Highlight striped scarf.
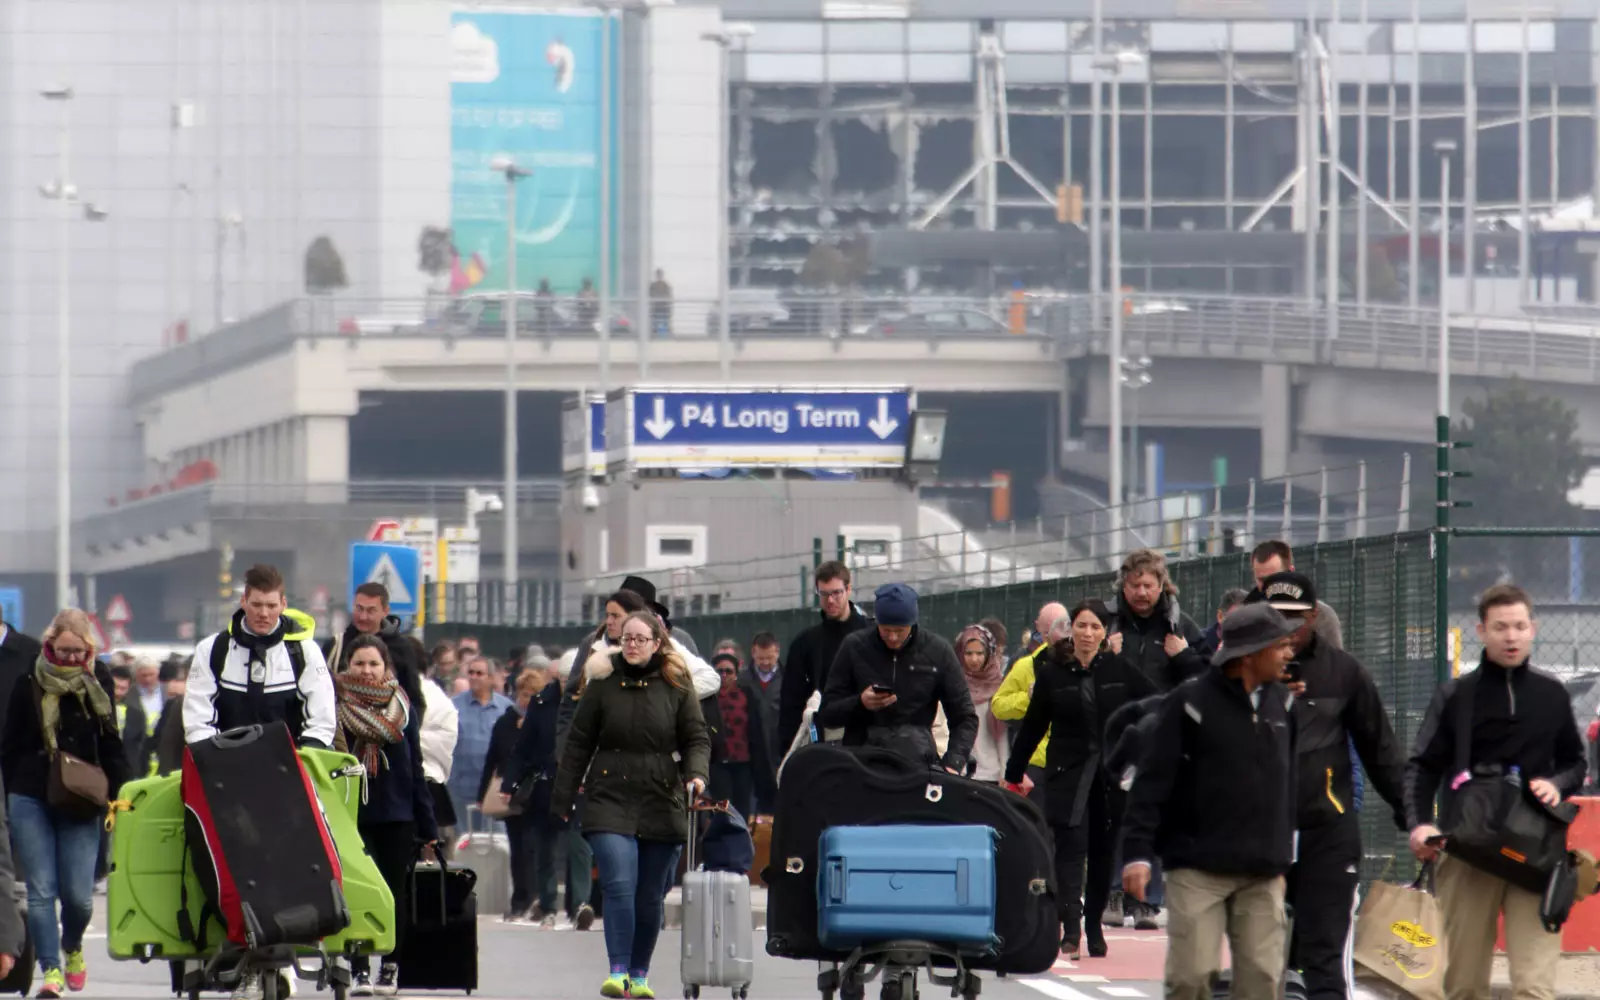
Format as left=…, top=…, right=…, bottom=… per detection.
left=335, top=674, right=407, bottom=775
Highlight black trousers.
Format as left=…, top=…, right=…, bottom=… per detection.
left=1286, top=817, right=1361, bottom=1000
left=709, top=761, right=754, bottom=820
left=506, top=813, right=558, bottom=915
left=358, top=821, right=417, bottom=977
left=1049, top=775, right=1122, bottom=945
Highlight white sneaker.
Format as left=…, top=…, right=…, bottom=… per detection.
left=230, top=974, right=264, bottom=1000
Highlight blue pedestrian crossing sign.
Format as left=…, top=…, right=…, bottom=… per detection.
left=0, top=587, right=22, bottom=631
left=349, top=544, right=421, bottom=617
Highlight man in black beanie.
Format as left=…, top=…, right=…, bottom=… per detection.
left=816, top=583, right=978, bottom=773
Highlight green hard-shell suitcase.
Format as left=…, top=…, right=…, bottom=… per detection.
left=107, top=747, right=397, bottom=961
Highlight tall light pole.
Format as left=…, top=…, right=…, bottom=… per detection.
left=1433, top=137, right=1456, bottom=684
left=702, top=22, right=755, bottom=381
left=491, top=156, right=531, bottom=600
left=1096, top=52, right=1140, bottom=544
left=586, top=0, right=675, bottom=382
left=1120, top=355, right=1153, bottom=500
left=40, top=85, right=107, bottom=610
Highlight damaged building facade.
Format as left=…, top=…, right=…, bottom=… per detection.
left=719, top=0, right=1600, bottom=307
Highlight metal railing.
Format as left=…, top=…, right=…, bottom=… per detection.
left=78, top=477, right=563, bottom=548
left=439, top=456, right=1417, bottom=626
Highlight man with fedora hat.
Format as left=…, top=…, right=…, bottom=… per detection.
left=618, top=574, right=702, bottom=657
left=1248, top=571, right=1407, bottom=1000
left=1122, top=603, right=1299, bottom=1000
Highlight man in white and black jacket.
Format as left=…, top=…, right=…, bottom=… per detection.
left=1406, top=583, right=1586, bottom=1000
left=184, top=564, right=337, bottom=749
left=1249, top=572, right=1408, bottom=1000
left=1121, top=603, right=1299, bottom=1000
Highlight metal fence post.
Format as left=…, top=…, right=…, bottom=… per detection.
left=1317, top=467, right=1329, bottom=543
left=1355, top=460, right=1369, bottom=539
left=1280, top=478, right=1292, bottom=545
left=1245, top=477, right=1257, bottom=548
left=1398, top=453, right=1412, bottom=533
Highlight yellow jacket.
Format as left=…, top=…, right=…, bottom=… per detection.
left=990, top=643, right=1048, bottom=768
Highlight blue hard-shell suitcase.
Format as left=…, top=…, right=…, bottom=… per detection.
left=817, top=824, right=998, bottom=952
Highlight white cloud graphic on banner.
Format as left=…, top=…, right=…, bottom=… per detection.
left=452, top=22, right=500, bottom=84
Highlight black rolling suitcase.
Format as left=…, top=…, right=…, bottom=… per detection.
left=765, top=744, right=1059, bottom=975
left=396, top=856, right=478, bottom=993
left=180, top=724, right=348, bottom=950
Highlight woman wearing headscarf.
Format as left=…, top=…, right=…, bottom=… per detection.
left=333, top=635, right=437, bottom=997
left=1003, top=599, right=1156, bottom=961
left=955, top=622, right=1010, bottom=783
left=0, top=609, right=128, bottom=998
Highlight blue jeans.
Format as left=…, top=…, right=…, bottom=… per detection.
left=586, top=833, right=682, bottom=978
left=8, top=794, right=100, bottom=972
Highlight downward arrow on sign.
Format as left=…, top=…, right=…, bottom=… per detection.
left=867, top=397, right=900, bottom=439
left=642, top=396, right=676, bottom=439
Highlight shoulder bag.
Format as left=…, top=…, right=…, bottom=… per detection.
left=1441, top=672, right=1576, bottom=893
left=32, top=682, right=110, bottom=822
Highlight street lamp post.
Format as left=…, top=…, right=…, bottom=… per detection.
left=40, top=85, right=107, bottom=611
left=1095, top=52, right=1140, bottom=545
left=1433, top=137, right=1456, bottom=686
left=702, top=23, right=755, bottom=382
left=1120, top=356, right=1153, bottom=500
left=491, top=156, right=531, bottom=604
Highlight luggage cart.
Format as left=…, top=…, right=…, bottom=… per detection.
left=816, top=941, right=982, bottom=1000
left=168, top=941, right=355, bottom=1000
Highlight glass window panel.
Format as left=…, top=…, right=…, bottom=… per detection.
left=745, top=53, right=825, bottom=84
left=1002, top=21, right=1070, bottom=53
left=1394, top=24, right=1468, bottom=53
left=747, top=22, right=824, bottom=53
left=825, top=52, right=907, bottom=83
left=1006, top=52, right=1068, bottom=85
left=827, top=20, right=906, bottom=51
left=908, top=52, right=971, bottom=83
left=908, top=21, right=970, bottom=52
left=1150, top=22, right=1225, bottom=52
left=1474, top=21, right=1555, bottom=54
left=1230, top=22, right=1296, bottom=53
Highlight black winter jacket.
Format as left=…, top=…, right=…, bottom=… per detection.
left=552, top=651, right=712, bottom=843
left=0, top=629, right=42, bottom=743
left=1, top=664, right=131, bottom=806
left=1290, top=634, right=1407, bottom=830
left=1405, top=657, right=1587, bottom=831
left=505, top=679, right=562, bottom=818
left=1122, top=667, right=1297, bottom=878
left=1108, top=595, right=1208, bottom=691
left=778, top=606, right=872, bottom=752
left=1005, top=646, right=1158, bottom=826
left=816, top=626, right=978, bottom=774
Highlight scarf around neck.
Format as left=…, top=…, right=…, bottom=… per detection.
left=35, top=650, right=114, bottom=756
left=335, top=674, right=407, bottom=775
left=956, top=625, right=1008, bottom=746
left=231, top=609, right=288, bottom=669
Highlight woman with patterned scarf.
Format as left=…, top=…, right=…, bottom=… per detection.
left=0, top=609, right=128, bottom=998
left=332, top=635, right=437, bottom=998
left=956, top=620, right=1011, bottom=783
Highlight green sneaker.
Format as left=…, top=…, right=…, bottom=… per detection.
left=600, top=974, right=628, bottom=998
left=627, top=980, right=654, bottom=1000
left=37, top=969, right=65, bottom=999
left=64, top=951, right=87, bottom=992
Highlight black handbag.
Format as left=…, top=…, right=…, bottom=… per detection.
left=1442, top=672, right=1577, bottom=894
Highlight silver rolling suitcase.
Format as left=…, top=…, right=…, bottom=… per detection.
left=455, top=805, right=514, bottom=918
left=681, top=797, right=755, bottom=999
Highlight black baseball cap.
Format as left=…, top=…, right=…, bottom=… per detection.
left=1255, top=570, right=1318, bottom=613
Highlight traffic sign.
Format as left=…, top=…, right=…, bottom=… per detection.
left=562, top=393, right=606, bottom=476
left=108, top=624, right=132, bottom=648
left=367, top=519, right=401, bottom=542
left=0, top=587, right=22, bottom=631
left=610, top=387, right=914, bottom=470
left=104, top=594, right=132, bottom=625
left=86, top=615, right=108, bottom=652
left=349, top=543, right=422, bottom=616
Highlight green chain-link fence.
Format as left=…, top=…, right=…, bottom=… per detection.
left=434, top=530, right=1441, bottom=880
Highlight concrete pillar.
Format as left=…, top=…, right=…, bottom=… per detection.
left=300, top=417, right=350, bottom=504
left=1260, top=363, right=1293, bottom=480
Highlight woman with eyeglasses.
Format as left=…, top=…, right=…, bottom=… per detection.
left=552, top=611, right=710, bottom=1000
left=0, top=609, right=128, bottom=998
left=1003, top=599, right=1156, bottom=962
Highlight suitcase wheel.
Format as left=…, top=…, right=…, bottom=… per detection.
left=684, top=987, right=699, bottom=999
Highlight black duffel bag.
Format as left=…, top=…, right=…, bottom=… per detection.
left=765, top=743, right=1059, bottom=975
left=1443, top=673, right=1577, bottom=894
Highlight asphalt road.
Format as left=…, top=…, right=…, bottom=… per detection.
left=79, top=898, right=1167, bottom=1000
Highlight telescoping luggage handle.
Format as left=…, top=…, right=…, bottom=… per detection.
left=685, top=787, right=730, bottom=873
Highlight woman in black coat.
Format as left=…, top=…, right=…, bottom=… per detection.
left=485, top=664, right=563, bottom=923
left=1004, top=599, right=1156, bottom=961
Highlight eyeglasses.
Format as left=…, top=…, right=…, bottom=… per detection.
left=620, top=634, right=656, bottom=647
left=817, top=587, right=848, bottom=599
left=718, top=669, right=737, bottom=676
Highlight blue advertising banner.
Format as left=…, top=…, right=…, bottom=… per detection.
left=613, top=387, right=914, bottom=469
left=450, top=9, right=616, bottom=294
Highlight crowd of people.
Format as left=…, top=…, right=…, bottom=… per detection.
left=0, top=536, right=1586, bottom=1000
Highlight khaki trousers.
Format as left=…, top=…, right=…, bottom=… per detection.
left=1163, top=868, right=1287, bottom=1000
left=1435, top=855, right=1560, bottom=1000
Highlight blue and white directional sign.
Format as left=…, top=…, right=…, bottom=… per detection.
left=0, top=587, right=23, bottom=631
left=562, top=393, right=607, bottom=476
left=612, top=387, right=914, bottom=469
left=349, top=544, right=422, bottom=617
